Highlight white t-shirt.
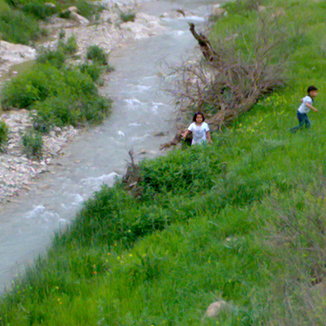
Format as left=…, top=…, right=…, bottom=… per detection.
left=298, top=96, right=313, bottom=114
left=188, top=122, right=210, bottom=145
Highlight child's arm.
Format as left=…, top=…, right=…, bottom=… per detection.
left=306, top=102, right=318, bottom=112
left=206, top=131, right=212, bottom=143
left=182, top=129, right=191, bottom=139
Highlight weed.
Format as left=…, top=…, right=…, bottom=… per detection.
left=120, top=11, right=136, bottom=23
left=0, top=8, right=42, bottom=44
left=86, top=45, right=108, bottom=65
left=22, top=2, right=57, bottom=20
left=0, top=120, right=8, bottom=151
left=22, top=129, right=43, bottom=158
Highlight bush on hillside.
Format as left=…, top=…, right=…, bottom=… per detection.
left=120, top=11, right=136, bottom=23
left=0, top=121, right=8, bottom=151
left=58, top=35, right=78, bottom=55
left=139, top=146, right=221, bottom=199
left=1, top=64, right=64, bottom=109
left=1, top=38, right=112, bottom=130
left=37, top=48, right=66, bottom=68
left=0, top=8, right=42, bottom=44
left=86, top=45, right=108, bottom=65
left=37, top=36, right=78, bottom=68
left=22, top=2, right=57, bottom=20
left=75, top=0, right=103, bottom=20
left=79, top=63, right=102, bottom=82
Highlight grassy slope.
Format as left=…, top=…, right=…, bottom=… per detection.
left=0, top=0, right=325, bottom=325
left=0, top=0, right=100, bottom=45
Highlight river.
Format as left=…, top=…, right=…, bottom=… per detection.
left=0, top=0, right=225, bottom=293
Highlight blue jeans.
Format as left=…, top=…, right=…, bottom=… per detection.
left=290, top=111, right=311, bottom=132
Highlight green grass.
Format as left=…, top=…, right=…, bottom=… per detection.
left=0, top=120, right=8, bottom=151
left=0, top=0, right=325, bottom=325
left=0, top=0, right=102, bottom=45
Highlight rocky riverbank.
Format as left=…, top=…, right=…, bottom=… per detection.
left=0, top=1, right=171, bottom=204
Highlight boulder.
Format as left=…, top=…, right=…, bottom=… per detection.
left=212, top=5, right=226, bottom=17
left=205, top=300, right=228, bottom=318
left=70, top=12, right=90, bottom=25
left=44, top=2, right=56, bottom=9
left=68, top=6, right=78, bottom=13
left=0, top=41, right=36, bottom=64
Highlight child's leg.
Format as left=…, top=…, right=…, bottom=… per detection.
left=304, top=114, right=311, bottom=128
left=290, top=112, right=305, bottom=132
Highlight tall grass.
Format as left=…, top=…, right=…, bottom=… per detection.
left=0, top=0, right=103, bottom=45
left=0, top=0, right=325, bottom=325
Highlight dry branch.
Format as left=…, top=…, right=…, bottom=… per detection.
left=163, top=15, right=288, bottom=148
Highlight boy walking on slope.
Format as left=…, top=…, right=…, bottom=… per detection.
left=290, top=86, right=318, bottom=133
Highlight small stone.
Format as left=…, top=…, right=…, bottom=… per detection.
left=205, top=300, right=228, bottom=318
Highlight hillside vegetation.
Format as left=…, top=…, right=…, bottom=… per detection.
left=0, top=0, right=101, bottom=44
left=0, top=0, right=325, bottom=325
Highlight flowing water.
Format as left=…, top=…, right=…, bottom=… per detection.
left=0, top=0, right=224, bottom=293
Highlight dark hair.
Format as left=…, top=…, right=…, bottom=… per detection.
left=192, top=112, right=205, bottom=122
left=307, top=86, right=318, bottom=93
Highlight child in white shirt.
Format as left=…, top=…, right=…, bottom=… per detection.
left=182, top=112, right=212, bottom=145
left=290, top=86, right=318, bottom=133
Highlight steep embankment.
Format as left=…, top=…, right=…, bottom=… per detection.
left=0, top=0, right=325, bottom=325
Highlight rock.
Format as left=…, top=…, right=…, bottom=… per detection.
left=258, top=5, right=267, bottom=12
left=70, top=12, right=90, bottom=26
left=212, top=5, right=226, bottom=17
left=68, top=6, right=78, bottom=13
left=205, top=300, right=228, bottom=318
left=45, top=2, right=56, bottom=9
left=153, top=131, right=166, bottom=137
left=0, top=40, right=36, bottom=65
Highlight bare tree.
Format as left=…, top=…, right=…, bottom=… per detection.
left=163, top=13, right=289, bottom=147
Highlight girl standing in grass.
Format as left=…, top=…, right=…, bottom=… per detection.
left=182, top=112, right=212, bottom=145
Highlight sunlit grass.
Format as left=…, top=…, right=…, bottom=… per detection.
left=0, top=0, right=325, bottom=325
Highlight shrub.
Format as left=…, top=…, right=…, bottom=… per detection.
left=33, top=95, right=79, bottom=127
left=139, top=146, right=221, bottom=199
left=78, top=96, right=111, bottom=124
left=37, top=48, right=66, bottom=68
left=22, top=129, right=43, bottom=158
left=58, top=35, right=78, bottom=55
left=22, top=2, right=57, bottom=20
left=63, top=68, right=96, bottom=96
left=0, top=8, right=42, bottom=44
left=1, top=40, right=111, bottom=129
left=0, top=120, right=8, bottom=151
left=86, top=45, right=108, bottom=65
left=120, top=11, right=136, bottom=23
left=75, top=0, right=103, bottom=20
left=58, top=9, right=70, bottom=19
left=1, top=64, right=64, bottom=109
left=33, top=93, right=111, bottom=128
left=79, top=63, right=102, bottom=82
